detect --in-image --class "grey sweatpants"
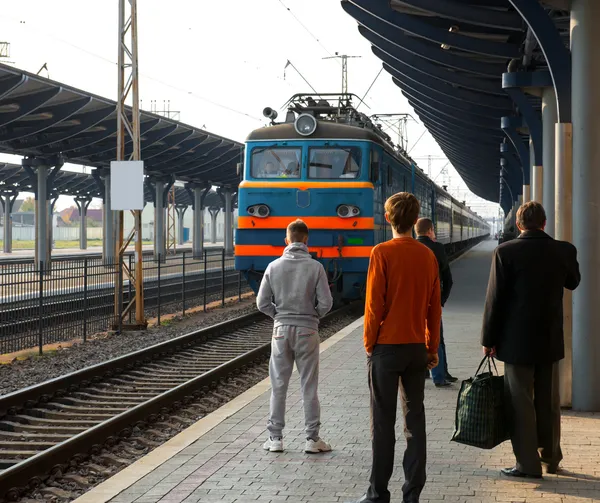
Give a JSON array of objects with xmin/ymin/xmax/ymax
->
[{"xmin": 267, "ymin": 325, "xmax": 321, "ymax": 440}]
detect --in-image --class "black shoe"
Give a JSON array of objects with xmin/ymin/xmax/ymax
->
[
  {"xmin": 434, "ymin": 381, "xmax": 453, "ymax": 388},
  {"xmin": 445, "ymin": 374, "xmax": 458, "ymax": 383},
  {"xmin": 501, "ymin": 467, "xmax": 542, "ymax": 479},
  {"xmin": 545, "ymin": 463, "xmax": 560, "ymax": 474}
]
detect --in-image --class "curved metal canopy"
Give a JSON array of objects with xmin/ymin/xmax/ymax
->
[
  {"xmin": 0, "ymin": 163, "xmax": 227, "ymax": 209},
  {"xmin": 341, "ymin": 0, "xmax": 568, "ymax": 204},
  {"xmin": 0, "ymin": 64, "xmax": 243, "ymax": 188}
]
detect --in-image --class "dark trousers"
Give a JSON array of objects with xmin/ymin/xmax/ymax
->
[
  {"xmin": 366, "ymin": 344, "xmax": 428, "ymax": 503},
  {"xmin": 430, "ymin": 319, "xmax": 447, "ymax": 383},
  {"xmin": 504, "ymin": 362, "xmax": 562, "ymax": 476}
]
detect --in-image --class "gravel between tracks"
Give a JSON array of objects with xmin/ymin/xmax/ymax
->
[{"xmin": 0, "ymin": 298, "xmax": 259, "ymax": 396}]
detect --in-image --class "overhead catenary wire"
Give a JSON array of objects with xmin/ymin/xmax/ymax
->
[
  {"xmin": 2, "ymin": 15, "xmax": 263, "ymax": 123},
  {"xmin": 276, "ymin": 0, "xmax": 339, "ymax": 61},
  {"xmin": 358, "ymin": 67, "xmax": 383, "ymax": 109},
  {"xmin": 407, "ymin": 129, "xmax": 427, "ymax": 155},
  {"xmin": 283, "ymin": 60, "xmax": 320, "ymax": 95}
]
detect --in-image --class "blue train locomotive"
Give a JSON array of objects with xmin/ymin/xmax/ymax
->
[{"xmin": 234, "ymin": 93, "xmax": 489, "ymax": 302}]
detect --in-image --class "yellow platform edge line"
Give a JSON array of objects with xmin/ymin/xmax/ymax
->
[{"xmin": 72, "ymin": 316, "xmax": 365, "ymax": 503}]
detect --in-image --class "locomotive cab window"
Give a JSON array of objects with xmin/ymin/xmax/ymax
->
[
  {"xmin": 308, "ymin": 147, "xmax": 361, "ymax": 179},
  {"xmin": 251, "ymin": 147, "xmax": 301, "ymax": 178}
]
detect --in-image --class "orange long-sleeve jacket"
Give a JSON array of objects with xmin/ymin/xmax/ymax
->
[{"xmin": 363, "ymin": 237, "xmax": 442, "ymax": 355}]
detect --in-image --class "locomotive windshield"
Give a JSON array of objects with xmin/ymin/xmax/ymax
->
[
  {"xmin": 308, "ymin": 147, "xmax": 361, "ymax": 179},
  {"xmin": 251, "ymin": 147, "xmax": 301, "ymax": 178}
]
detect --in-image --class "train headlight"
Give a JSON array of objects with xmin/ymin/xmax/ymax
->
[
  {"xmin": 337, "ymin": 205, "xmax": 360, "ymax": 218},
  {"xmin": 295, "ymin": 113, "xmax": 317, "ymax": 136},
  {"xmin": 247, "ymin": 204, "xmax": 270, "ymax": 218}
]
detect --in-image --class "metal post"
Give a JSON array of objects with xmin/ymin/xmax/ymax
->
[
  {"xmin": 177, "ymin": 207, "xmax": 186, "ymax": 246},
  {"xmin": 103, "ymin": 173, "xmax": 114, "ymax": 264},
  {"xmin": 157, "ymin": 253, "xmax": 161, "ymax": 325},
  {"xmin": 193, "ymin": 187, "xmax": 204, "ymax": 258},
  {"xmin": 36, "ymin": 166, "xmax": 48, "ymax": 267},
  {"xmin": 224, "ymin": 189, "xmax": 233, "ymax": 256},
  {"xmin": 1, "ymin": 193, "xmax": 15, "ymax": 254},
  {"xmin": 210, "ymin": 208, "xmax": 218, "ymax": 244},
  {"xmin": 83, "ymin": 257, "xmax": 88, "ymax": 343},
  {"xmin": 38, "ymin": 261, "xmax": 44, "ymax": 355},
  {"xmin": 221, "ymin": 248, "xmax": 225, "ymax": 307},
  {"xmin": 571, "ymin": 0, "xmax": 600, "ymax": 411},
  {"xmin": 154, "ymin": 180, "xmax": 166, "ymax": 260},
  {"xmin": 542, "ymin": 87, "xmax": 557, "ymax": 236},
  {"xmin": 555, "ymin": 122, "xmax": 573, "ymax": 407},
  {"xmin": 115, "ymin": 0, "xmax": 145, "ymax": 330},
  {"xmin": 182, "ymin": 251, "xmax": 186, "ymax": 316},
  {"xmin": 75, "ymin": 198, "xmax": 91, "ymax": 250},
  {"xmin": 203, "ymin": 249, "xmax": 207, "ymax": 312}
]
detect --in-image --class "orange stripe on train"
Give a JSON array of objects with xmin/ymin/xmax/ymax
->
[
  {"xmin": 235, "ymin": 245, "xmax": 373, "ymax": 258},
  {"xmin": 239, "ymin": 181, "xmax": 374, "ymax": 190},
  {"xmin": 237, "ymin": 216, "xmax": 374, "ymax": 230}
]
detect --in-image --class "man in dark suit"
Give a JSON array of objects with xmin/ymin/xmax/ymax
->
[
  {"xmin": 415, "ymin": 218, "xmax": 455, "ymax": 387},
  {"xmin": 481, "ymin": 201, "xmax": 580, "ymax": 479}
]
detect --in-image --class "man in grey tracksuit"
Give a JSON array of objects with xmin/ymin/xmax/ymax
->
[{"xmin": 257, "ymin": 219, "xmax": 334, "ymax": 454}]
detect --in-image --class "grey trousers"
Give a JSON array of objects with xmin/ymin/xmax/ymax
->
[
  {"xmin": 267, "ymin": 325, "xmax": 321, "ymax": 439},
  {"xmin": 504, "ymin": 362, "xmax": 562, "ymax": 476}
]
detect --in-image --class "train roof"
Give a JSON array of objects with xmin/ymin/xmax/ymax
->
[{"xmin": 246, "ymin": 121, "xmax": 390, "ymax": 146}]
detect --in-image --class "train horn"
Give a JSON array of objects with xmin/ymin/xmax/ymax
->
[{"xmin": 263, "ymin": 107, "xmax": 278, "ymax": 121}]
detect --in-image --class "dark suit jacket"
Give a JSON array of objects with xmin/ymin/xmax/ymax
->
[
  {"xmin": 417, "ymin": 236, "xmax": 453, "ymax": 306},
  {"xmin": 481, "ymin": 230, "xmax": 580, "ymax": 365}
]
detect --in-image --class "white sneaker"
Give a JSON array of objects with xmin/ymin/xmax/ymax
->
[
  {"xmin": 305, "ymin": 437, "xmax": 332, "ymax": 453},
  {"xmin": 263, "ymin": 437, "xmax": 284, "ymax": 452}
]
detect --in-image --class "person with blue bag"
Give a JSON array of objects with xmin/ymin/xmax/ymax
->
[{"xmin": 480, "ymin": 201, "xmax": 580, "ymax": 478}]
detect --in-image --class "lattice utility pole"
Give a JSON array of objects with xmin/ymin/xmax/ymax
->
[
  {"xmin": 323, "ymin": 53, "xmax": 361, "ymax": 94},
  {"xmin": 114, "ymin": 0, "xmax": 146, "ymax": 330},
  {"xmin": 166, "ymin": 185, "xmax": 177, "ymax": 254}
]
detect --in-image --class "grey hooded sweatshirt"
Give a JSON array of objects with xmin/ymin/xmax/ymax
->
[{"xmin": 256, "ymin": 242, "xmax": 333, "ymax": 330}]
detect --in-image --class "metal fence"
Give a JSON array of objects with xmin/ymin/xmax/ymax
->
[{"xmin": 0, "ymin": 249, "xmax": 249, "ymax": 355}]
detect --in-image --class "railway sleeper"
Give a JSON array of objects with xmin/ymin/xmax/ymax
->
[
  {"xmin": 105, "ymin": 377, "xmax": 185, "ymax": 388},
  {"xmin": 43, "ymin": 402, "xmax": 130, "ymax": 414},
  {"xmin": 0, "ymin": 450, "xmax": 40, "ymax": 459},
  {"xmin": 0, "ymin": 421, "xmax": 86, "ymax": 435},
  {"xmin": 27, "ymin": 408, "xmax": 114, "ymax": 420},
  {"xmin": 141, "ymin": 362, "xmax": 228, "ymax": 372},
  {"xmin": 0, "ymin": 440, "xmax": 57, "ymax": 451},
  {"xmin": 114, "ymin": 374, "xmax": 190, "ymax": 385},
  {"xmin": 70, "ymin": 391, "xmax": 148, "ymax": 403},
  {"xmin": 0, "ymin": 430, "xmax": 71, "ymax": 442},
  {"xmin": 52, "ymin": 397, "xmax": 141, "ymax": 408},
  {"xmin": 4, "ymin": 414, "xmax": 100, "ymax": 427},
  {"xmin": 83, "ymin": 387, "xmax": 156, "ymax": 398}
]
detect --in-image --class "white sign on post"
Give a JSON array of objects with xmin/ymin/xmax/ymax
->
[{"xmin": 110, "ymin": 161, "xmax": 145, "ymax": 210}]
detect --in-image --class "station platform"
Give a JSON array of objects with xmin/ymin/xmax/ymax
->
[{"xmin": 75, "ymin": 240, "xmax": 600, "ymax": 503}]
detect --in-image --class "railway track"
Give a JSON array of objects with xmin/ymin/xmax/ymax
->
[{"xmin": 0, "ymin": 304, "xmax": 359, "ymax": 501}]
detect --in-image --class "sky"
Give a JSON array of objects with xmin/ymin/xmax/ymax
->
[{"xmin": 0, "ymin": 0, "xmax": 500, "ymax": 222}]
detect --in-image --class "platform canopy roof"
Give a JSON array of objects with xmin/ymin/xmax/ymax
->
[
  {"xmin": 341, "ymin": 0, "xmax": 570, "ymax": 204},
  {"xmin": 0, "ymin": 163, "xmax": 227, "ymax": 209},
  {"xmin": 0, "ymin": 64, "xmax": 244, "ymax": 188}
]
